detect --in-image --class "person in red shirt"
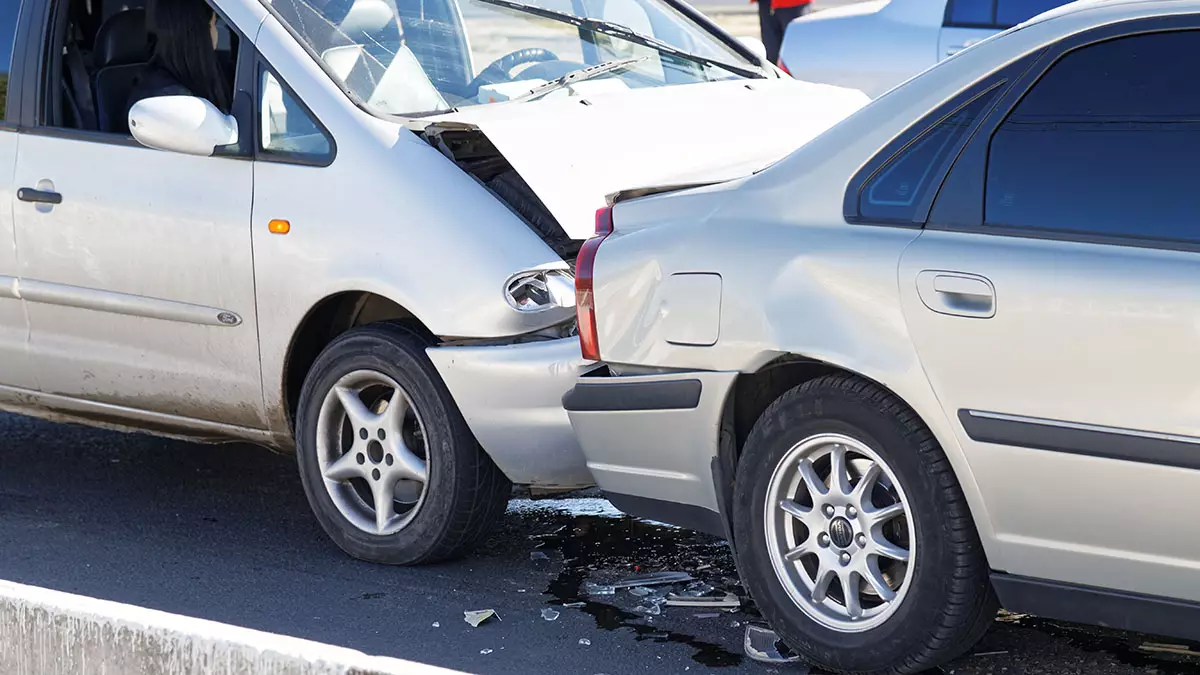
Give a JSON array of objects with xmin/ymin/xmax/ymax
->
[{"xmin": 754, "ymin": 0, "xmax": 812, "ymax": 65}]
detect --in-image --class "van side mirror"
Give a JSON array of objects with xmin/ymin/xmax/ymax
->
[{"xmin": 128, "ymin": 96, "xmax": 239, "ymax": 157}]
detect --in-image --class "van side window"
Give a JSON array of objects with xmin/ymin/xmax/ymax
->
[
  {"xmin": 0, "ymin": 1, "xmax": 20, "ymax": 122},
  {"xmin": 260, "ymin": 69, "xmax": 332, "ymax": 163},
  {"xmin": 985, "ymin": 31, "xmax": 1200, "ymax": 243}
]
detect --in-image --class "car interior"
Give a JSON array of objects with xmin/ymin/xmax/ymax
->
[{"xmin": 50, "ymin": 0, "xmax": 239, "ymax": 134}]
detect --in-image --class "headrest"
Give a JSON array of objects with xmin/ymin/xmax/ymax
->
[{"xmin": 95, "ymin": 9, "xmax": 150, "ymax": 68}]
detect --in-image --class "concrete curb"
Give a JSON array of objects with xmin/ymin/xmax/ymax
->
[{"xmin": 0, "ymin": 580, "xmax": 464, "ymax": 675}]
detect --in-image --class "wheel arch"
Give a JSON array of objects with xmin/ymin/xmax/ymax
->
[
  {"xmin": 281, "ymin": 292, "xmax": 434, "ymax": 432},
  {"xmin": 717, "ymin": 353, "xmax": 995, "ymax": 555}
]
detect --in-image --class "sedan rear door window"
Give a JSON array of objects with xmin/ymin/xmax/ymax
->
[{"xmin": 985, "ymin": 31, "xmax": 1200, "ymax": 243}]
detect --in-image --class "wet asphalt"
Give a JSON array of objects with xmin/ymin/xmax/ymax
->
[{"xmin": 0, "ymin": 412, "xmax": 1198, "ymax": 675}]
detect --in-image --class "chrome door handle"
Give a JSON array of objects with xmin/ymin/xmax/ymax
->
[
  {"xmin": 17, "ymin": 188, "xmax": 62, "ymax": 205},
  {"xmin": 916, "ymin": 271, "xmax": 995, "ymax": 318}
]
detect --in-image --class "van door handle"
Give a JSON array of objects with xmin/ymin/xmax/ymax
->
[
  {"xmin": 17, "ymin": 188, "xmax": 62, "ymax": 205},
  {"xmin": 916, "ymin": 271, "xmax": 995, "ymax": 318}
]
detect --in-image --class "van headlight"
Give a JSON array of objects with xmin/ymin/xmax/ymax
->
[{"xmin": 504, "ymin": 269, "xmax": 576, "ymax": 312}]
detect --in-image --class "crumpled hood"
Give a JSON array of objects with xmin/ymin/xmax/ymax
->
[{"xmin": 422, "ymin": 78, "xmax": 869, "ymax": 240}]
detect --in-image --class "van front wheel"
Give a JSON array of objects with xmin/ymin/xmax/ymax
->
[{"xmin": 295, "ymin": 323, "xmax": 511, "ymax": 565}]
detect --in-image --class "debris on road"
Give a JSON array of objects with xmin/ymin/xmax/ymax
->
[
  {"xmin": 431, "ymin": 622, "xmax": 440, "ymax": 628},
  {"xmin": 611, "ymin": 571, "xmax": 693, "ymax": 588},
  {"xmin": 579, "ymin": 638, "xmax": 592, "ymax": 646},
  {"xmin": 583, "ymin": 582, "xmax": 615, "ymax": 596},
  {"xmin": 664, "ymin": 592, "xmax": 740, "ymax": 609},
  {"xmin": 693, "ymin": 613, "xmax": 722, "ymax": 619},
  {"xmin": 464, "ymin": 609, "xmax": 499, "ymax": 627},
  {"xmin": 973, "ymin": 650, "xmax": 1010, "ymax": 657},
  {"xmin": 744, "ymin": 624, "xmax": 804, "ymax": 665},
  {"xmin": 563, "ymin": 601, "xmax": 586, "ymax": 608},
  {"xmin": 1139, "ymin": 642, "xmax": 1200, "ymax": 656},
  {"xmin": 542, "ymin": 608, "xmax": 560, "ymax": 621},
  {"xmin": 480, "ymin": 649, "xmax": 493, "ymax": 655},
  {"xmin": 629, "ymin": 586, "xmax": 653, "ymax": 597},
  {"xmin": 531, "ymin": 550, "xmax": 552, "ymax": 570},
  {"xmin": 633, "ymin": 603, "xmax": 663, "ymax": 616}
]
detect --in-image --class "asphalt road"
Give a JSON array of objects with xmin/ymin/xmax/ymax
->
[{"xmin": 1, "ymin": 412, "xmax": 1199, "ymax": 675}]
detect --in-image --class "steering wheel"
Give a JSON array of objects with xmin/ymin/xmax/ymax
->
[{"xmin": 465, "ymin": 48, "xmax": 560, "ymax": 98}]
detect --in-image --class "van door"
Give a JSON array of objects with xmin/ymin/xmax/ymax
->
[{"xmin": 10, "ymin": 0, "xmax": 264, "ymax": 428}]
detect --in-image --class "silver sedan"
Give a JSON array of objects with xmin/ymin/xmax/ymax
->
[{"xmin": 567, "ymin": 0, "xmax": 1200, "ymax": 672}]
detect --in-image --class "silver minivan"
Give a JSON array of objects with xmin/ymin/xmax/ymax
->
[{"xmin": 0, "ymin": 0, "xmax": 865, "ymax": 562}]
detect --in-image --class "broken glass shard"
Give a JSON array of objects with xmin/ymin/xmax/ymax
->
[
  {"xmin": 663, "ymin": 592, "xmax": 740, "ymax": 609},
  {"xmin": 611, "ymin": 571, "xmax": 692, "ymax": 588},
  {"xmin": 744, "ymin": 624, "xmax": 803, "ymax": 665},
  {"xmin": 542, "ymin": 608, "xmax": 560, "ymax": 621},
  {"xmin": 584, "ymin": 582, "xmax": 615, "ymax": 596},
  {"xmin": 464, "ymin": 609, "xmax": 498, "ymax": 627}
]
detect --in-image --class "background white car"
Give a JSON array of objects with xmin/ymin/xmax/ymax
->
[{"xmin": 778, "ymin": 0, "xmax": 1073, "ymax": 97}]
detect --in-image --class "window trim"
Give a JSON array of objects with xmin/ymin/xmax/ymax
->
[
  {"xmin": 251, "ymin": 56, "xmax": 336, "ymax": 168},
  {"xmin": 926, "ymin": 14, "xmax": 1200, "ymax": 253},
  {"xmin": 841, "ymin": 55, "xmax": 1033, "ymax": 227}
]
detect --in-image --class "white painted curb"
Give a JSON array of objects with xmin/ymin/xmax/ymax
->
[{"xmin": 0, "ymin": 580, "xmax": 465, "ymax": 675}]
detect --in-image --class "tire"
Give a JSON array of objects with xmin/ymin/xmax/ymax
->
[
  {"xmin": 732, "ymin": 374, "xmax": 996, "ymax": 675},
  {"xmin": 296, "ymin": 322, "xmax": 511, "ymax": 565}
]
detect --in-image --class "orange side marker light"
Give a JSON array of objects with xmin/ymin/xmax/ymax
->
[{"xmin": 269, "ymin": 219, "xmax": 291, "ymax": 235}]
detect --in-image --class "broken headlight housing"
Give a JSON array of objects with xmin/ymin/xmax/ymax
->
[{"xmin": 504, "ymin": 269, "xmax": 576, "ymax": 313}]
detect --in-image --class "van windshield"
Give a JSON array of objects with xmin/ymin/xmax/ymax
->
[{"xmin": 264, "ymin": 0, "xmax": 762, "ymax": 116}]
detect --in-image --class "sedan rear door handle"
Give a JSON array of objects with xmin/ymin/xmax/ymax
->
[
  {"xmin": 946, "ymin": 39, "xmax": 981, "ymax": 56},
  {"xmin": 17, "ymin": 188, "xmax": 62, "ymax": 205},
  {"xmin": 916, "ymin": 271, "xmax": 996, "ymax": 318}
]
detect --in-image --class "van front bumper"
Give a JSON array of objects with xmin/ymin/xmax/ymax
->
[{"xmin": 427, "ymin": 337, "xmax": 595, "ymax": 488}]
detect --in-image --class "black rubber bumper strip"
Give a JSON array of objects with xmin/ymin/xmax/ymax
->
[
  {"xmin": 959, "ymin": 409, "xmax": 1200, "ymax": 471},
  {"xmin": 604, "ymin": 492, "xmax": 725, "ymax": 537},
  {"xmin": 992, "ymin": 573, "xmax": 1200, "ymax": 642},
  {"xmin": 563, "ymin": 379, "xmax": 702, "ymax": 412}
]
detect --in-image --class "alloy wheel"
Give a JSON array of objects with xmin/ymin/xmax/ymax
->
[
  {"xmin": 315, "ymin": 369, "xmax": 430, "ymax": 536},
  {"xmin": 764, "ymin": 433, "xmax": 915, "ymax": 632}
]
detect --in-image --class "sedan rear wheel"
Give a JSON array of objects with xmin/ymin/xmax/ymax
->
[
  {"xmin": 733, "ymin": 374, "xmax": 997, "ymax": 675},
  {"xmin": 764, "ymin": 433, "xmax": 915, "ymax": 633}
]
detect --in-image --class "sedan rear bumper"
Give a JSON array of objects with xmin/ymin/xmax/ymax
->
[
  {"xmin": 427, "ymin": 338, "xmax": 595, "ymax": 488},
  {"xmin": 565, "ymin": 369, "xmax": 739, "ymax": 535}
]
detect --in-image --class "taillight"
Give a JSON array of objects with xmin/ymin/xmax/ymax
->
[
  {"xmin": 777, "ymin": 57, "xmax": 791, "ymax": 77},
  {"xmin": 575, "ymin": 206, "xmax": 614, "ymax": 361}
]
